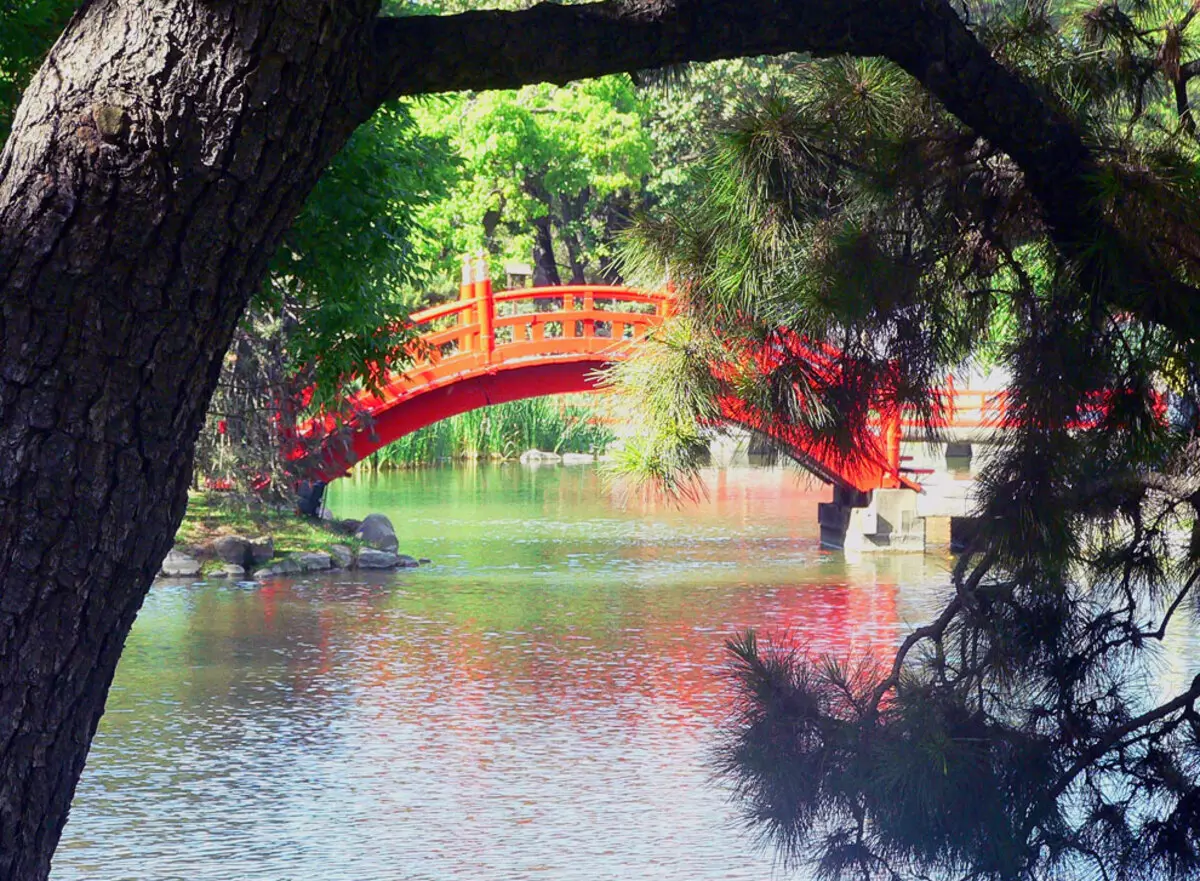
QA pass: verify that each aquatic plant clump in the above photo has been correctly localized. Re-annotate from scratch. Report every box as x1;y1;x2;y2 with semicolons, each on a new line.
362;396;616;468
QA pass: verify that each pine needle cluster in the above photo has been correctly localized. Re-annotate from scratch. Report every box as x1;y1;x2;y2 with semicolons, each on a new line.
611;3;1200;878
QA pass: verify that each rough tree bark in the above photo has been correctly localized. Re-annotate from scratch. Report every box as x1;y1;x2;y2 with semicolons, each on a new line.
525;179;562;286
558;189;591;284
0;2;383;877
1;1;1195;879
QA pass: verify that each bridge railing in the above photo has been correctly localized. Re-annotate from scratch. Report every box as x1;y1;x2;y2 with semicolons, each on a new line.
329;257;674;416
903;388;1011;431
906;386;1165;433
403;254;672;372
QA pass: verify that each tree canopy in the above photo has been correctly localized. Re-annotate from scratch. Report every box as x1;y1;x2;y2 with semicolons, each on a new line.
413;76;652;286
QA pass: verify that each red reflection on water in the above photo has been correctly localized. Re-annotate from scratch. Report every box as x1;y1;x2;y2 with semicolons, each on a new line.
270;573;903;734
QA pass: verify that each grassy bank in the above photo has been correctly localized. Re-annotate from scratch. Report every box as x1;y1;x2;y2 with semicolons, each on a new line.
176;397;619;562
360;396;615;470
175;492;357;559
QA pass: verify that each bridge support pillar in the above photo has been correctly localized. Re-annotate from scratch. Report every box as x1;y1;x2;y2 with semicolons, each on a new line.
922;516;983;552
945;441;973;465
818;487;926;552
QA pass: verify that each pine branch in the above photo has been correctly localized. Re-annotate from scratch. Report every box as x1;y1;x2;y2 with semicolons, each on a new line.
1043;673;1200;811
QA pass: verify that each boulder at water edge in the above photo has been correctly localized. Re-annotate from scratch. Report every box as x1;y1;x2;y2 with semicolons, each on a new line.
329;544;353;569
356;514;399;553
357;548;399;569
248;537;274;566
213;535;251;566
519;449;562;464
255;556;304;578
160;549;202;577
297;552;332;572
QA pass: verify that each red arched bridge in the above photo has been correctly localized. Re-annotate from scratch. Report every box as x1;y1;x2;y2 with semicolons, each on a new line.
292;258;1021;492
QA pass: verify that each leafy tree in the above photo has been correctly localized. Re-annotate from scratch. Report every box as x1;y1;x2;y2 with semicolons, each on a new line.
639;57;797;213
194;101;453;496
415;76;651;286
613;3;1200;879
265;102;451;401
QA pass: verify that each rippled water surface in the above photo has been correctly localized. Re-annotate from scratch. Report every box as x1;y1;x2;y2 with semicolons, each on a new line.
56;464;965;880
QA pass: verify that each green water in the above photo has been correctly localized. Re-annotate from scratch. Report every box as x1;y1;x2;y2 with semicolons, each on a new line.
52;464;982;880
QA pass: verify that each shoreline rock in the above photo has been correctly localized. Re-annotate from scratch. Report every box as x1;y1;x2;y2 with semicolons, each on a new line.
296;552;332;571
158;509;428;581
355;513;398;553
248;537;274;566
357;548;399;569
160;549;201;577
520;449;562;464
329;544;353;569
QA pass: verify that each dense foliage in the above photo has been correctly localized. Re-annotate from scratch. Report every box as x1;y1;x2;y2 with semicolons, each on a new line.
193;101;453;495
414;78;652;290
0;0;76;142
611;3;1200;879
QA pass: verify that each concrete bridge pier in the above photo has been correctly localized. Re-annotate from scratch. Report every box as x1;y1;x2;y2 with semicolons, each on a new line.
818;486;926;552
819;464;989;552
944;441;973;465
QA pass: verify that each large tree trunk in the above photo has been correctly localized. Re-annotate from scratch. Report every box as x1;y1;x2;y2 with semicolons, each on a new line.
523;178;561;286
530;214;562;287
597;192;633;285
0;2;377;877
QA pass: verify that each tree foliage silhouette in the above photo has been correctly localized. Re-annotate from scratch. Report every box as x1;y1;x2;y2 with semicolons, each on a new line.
612;4;1200;878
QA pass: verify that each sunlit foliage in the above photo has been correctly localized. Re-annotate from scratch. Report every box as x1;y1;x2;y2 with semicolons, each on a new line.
0;0;77;142
193;102;453;495
362;396;614;467
413;77;652;288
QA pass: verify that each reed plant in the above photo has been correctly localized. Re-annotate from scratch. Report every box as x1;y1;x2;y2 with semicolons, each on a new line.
361;395;615;469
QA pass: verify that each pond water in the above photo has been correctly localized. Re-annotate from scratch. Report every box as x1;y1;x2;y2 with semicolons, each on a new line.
53;462;1165;881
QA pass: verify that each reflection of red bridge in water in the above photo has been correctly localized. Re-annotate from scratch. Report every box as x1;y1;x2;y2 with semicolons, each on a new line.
293;258;1024;492
271;575;902;729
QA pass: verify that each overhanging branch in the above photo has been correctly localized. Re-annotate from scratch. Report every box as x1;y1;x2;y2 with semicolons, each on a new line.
369;0;892;101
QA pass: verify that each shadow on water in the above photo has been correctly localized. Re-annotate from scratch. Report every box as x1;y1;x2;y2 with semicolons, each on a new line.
56;464;955;881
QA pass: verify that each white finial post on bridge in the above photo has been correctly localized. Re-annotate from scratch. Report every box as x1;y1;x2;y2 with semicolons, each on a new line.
459;253;476;353
473;251;495;362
